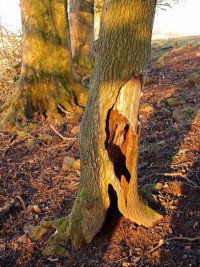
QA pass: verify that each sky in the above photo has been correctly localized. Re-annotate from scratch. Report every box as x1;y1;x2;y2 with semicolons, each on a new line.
0;0;200;38
0;0;21;32
153;0;200;38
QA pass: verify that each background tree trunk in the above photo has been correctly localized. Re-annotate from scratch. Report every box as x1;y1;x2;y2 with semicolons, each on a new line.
32;0;162;255
69;0;94;75
94;0;103;40
0;0;87;129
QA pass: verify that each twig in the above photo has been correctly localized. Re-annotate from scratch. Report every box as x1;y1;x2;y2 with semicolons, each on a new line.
162;173;200;188
16;195;26;210
47;258;59;262
34;136;48;147
183;177;200;188
50;124;77;140
170;161;193;167
45;140;76;151
141;172;186;181
158;172;186;178
149;236;200;253
141;172;200;188
57;104;73;115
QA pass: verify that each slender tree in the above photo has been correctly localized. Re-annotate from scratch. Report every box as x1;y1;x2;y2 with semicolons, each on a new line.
32;0;162;255
0;0;87;130
69;0;94;75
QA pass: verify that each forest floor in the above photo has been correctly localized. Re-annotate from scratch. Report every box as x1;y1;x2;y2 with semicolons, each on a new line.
0;36;200;266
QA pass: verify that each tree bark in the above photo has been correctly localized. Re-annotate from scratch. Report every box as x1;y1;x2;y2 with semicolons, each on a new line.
77;0;162;235
69;0;94;75
0;0;87;130
31;0;162;255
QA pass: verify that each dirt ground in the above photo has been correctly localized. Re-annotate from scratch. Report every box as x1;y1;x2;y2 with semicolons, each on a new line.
0;39;200;266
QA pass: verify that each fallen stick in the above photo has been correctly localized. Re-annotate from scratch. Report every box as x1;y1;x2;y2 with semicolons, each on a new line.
149;236;200;253
183;177;200;188
141;172;186;181
50;124;77;140
45;140;76;151
141;172;200;188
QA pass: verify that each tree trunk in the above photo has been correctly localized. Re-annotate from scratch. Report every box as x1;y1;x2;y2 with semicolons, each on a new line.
0;0;87;130
74;0;162;240
31;0;162;255
69;0;94;75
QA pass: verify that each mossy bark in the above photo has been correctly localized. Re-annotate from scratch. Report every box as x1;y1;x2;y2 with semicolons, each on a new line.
31;0;161;255
0;0;87;130
69;0;94;75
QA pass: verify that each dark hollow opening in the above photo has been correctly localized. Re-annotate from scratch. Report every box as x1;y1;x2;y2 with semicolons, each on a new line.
105;109;131;182
98;185;121;238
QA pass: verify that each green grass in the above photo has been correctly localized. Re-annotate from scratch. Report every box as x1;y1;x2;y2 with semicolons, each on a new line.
151;35;200;68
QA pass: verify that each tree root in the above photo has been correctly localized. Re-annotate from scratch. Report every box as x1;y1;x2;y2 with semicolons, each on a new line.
0;103;27;131
31;217;71;256
31;182;164;256
0;82;87;130
139;183;163;207
149;236;200;253
57;104;74;115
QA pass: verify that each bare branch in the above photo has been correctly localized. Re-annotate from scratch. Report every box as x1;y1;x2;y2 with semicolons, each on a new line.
149;236;200;253
0;23;22;81
157;0;184;10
